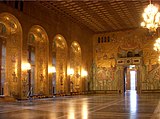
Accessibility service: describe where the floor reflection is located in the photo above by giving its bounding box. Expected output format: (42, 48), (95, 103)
(82, 100), (88, 119)
(0, 91), (159, 119)
(128, 90), (137, 119)
(68, 101), (75, 119)
(130, 90), (137, 113)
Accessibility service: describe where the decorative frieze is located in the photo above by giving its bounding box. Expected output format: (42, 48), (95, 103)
(116, 57), (142, 66)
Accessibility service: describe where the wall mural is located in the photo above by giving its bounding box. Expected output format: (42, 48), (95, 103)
(142, 64), (160, 90)
(95, 66), (117, 90)
(0, 13), (22, 98)
(93, 28), (160, 91)
(27, 25), (48, 96)
(70, 41), (81, 92)
(54, 35), (67, 94)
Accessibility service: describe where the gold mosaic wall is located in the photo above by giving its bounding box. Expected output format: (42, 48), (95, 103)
(0, 1), (93, 99)
(93, 28), (160, 91)
(53, 35), (68, 94)
(0, 13), (22, 98)
(70, 41), (81, 92)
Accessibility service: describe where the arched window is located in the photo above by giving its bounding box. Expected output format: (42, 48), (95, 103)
(70, 41), (81, 92)
(0, 13), (22, 97)
(52, 34), (67, 94)
(27, 33), (36, 95)
(127, 51), (133, 57)
(28, 25), (48, 95)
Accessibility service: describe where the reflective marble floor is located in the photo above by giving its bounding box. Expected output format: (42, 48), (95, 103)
(0, 91), (160, 119)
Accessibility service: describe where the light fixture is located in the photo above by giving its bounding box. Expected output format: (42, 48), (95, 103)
(37, 28), (40, 32)
(48, 66), (56, 73)
(67, 68), (74, 76)
(5, 16), (9, 20)
(153, 36), (160, 63)
(158, 56), (160, 62)
(153, 37), (160, 51)
(81, 70), (88, 77)
(141, 0), (160, 32)
(22, 62), (31, 71)
(58, 36), (61, 40)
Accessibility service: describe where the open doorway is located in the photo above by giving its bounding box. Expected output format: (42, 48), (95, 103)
(124, 65), (137, 91)
(130, 70), (136, 90)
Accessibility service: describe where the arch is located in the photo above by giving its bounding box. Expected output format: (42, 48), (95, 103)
(29, 25), (48, 42)
(0, 12), (22, 34)
(27, 25), (49, 96)
(52, 34), (68, 94)
(0, 12), (22, 98)
(53, 34), (68, 50)
(127, 51), (133, 57)
(70, 41), (82, 92)
(0, 23), (6, 34)
(71, 41), (81, 54)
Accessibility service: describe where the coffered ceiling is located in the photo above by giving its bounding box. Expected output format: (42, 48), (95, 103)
(39, 0), (160, 33)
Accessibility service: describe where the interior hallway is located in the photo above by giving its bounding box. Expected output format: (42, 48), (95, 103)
(0, 91), (160, 119)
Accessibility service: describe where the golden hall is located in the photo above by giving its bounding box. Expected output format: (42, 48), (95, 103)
(0, 0), (160, 119)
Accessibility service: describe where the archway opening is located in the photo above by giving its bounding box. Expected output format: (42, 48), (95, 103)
(28, 25), (48, 96)
(0, 13), (22, 97)
(70, 41), (81, 93)
(52, 34), (67, 95)
(27, 33), (35, 96)
(130, 70), (136, 91)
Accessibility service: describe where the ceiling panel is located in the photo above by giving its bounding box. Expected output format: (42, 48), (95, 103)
(38, 0), (160, 33)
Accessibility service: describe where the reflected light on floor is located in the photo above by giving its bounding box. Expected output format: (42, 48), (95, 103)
(22, 113), (29, 119)
(68, 103), (75, 119)
(82, 101), (88, 119)
(49, 113), (57, 119)
(130, 90), (137, 113)
(130, 70), (137, 114)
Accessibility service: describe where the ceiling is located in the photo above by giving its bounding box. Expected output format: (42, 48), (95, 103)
(39, 0), (160, 33)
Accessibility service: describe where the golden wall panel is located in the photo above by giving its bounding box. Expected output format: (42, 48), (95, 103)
(93, 28), (160, 91)
(0, 13), (22, 98)
(0, 1), (94, 98)
(70, 41), (81, 92)
(54, 35), (67, 94)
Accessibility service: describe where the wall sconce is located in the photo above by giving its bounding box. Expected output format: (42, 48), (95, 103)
(22, 62), (31, 71)
(67, 68), (74, 94)
(67, 68), (74, 76)
(81, 69), (88, 92)
(81, 70), (88, 77)
(48, 66), (56, 73)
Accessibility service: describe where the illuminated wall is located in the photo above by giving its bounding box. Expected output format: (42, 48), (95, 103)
(0, 13), (22, 98)
(93, 28), (160, 91)
(53, 34), (68, 94)
(0, 0), (93, 98)
(70, 41), (81, 92)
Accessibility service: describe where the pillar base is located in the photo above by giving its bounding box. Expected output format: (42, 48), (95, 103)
(0, 95), (16, 102)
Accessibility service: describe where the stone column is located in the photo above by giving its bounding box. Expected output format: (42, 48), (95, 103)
(117, 66), (124, 94)
(136, 65), (142, 94)
(4, 82), (9, 96)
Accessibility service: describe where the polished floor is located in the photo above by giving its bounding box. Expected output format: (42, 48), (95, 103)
(0, 91), (160, 119)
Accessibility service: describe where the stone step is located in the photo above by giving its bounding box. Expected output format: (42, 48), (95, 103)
(0, 96), (16, 102)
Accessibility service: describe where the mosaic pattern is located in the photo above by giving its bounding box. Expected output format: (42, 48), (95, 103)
(53, 35), (67, 94)
(70, 41), (81, 92)
(0, 13), (22, 98)
(93, 28), (160, 92)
